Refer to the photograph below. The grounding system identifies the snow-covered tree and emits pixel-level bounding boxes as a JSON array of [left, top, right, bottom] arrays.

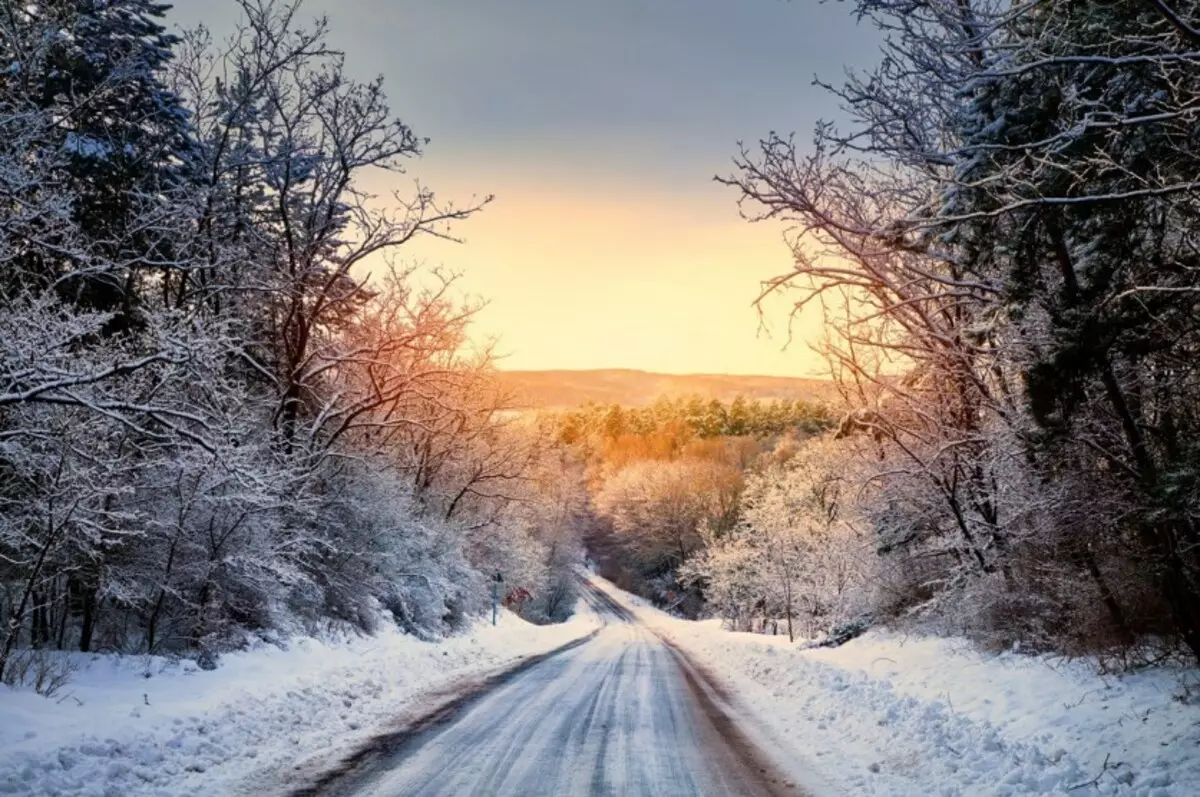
[[686, 437, 871, 640], [0, 0, 574, 681], [725, 0, 1200, 660], [3, 0, 193, 323], [938, 0, 1200, 661], [596, 457, 742, 578]]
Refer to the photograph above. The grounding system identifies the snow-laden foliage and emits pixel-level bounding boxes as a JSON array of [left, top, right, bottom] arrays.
[[596, 457, 742, 577], [683, 437, 873, 641], [551, 396, 831, 613], [722, 0, 1200, 662], [0, 1, 579, 683]]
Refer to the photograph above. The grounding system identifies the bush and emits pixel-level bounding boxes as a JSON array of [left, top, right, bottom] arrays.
[[1, 649, 77, 697]]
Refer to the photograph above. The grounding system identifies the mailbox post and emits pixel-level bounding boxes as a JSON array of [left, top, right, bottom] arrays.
[[491, 571, 504, 626]]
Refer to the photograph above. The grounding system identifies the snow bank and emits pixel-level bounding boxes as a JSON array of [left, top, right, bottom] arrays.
[[0, 605, 600, 797], [592, 578, 1199, 797]]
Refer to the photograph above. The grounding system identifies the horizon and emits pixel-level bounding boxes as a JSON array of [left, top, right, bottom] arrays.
[[493, 365, 833, 379]]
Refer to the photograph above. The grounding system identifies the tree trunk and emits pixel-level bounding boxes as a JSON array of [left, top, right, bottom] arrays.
[[784, 579, 795, 643], [1162, 532, 1200, 662], [0, 524, 60, 680], [78, 586, 99, 653], [146, 531, 182, 653], [56, 581, 69, 650], [1081, 548, 1131, 641], [31, 590, 49, 647]]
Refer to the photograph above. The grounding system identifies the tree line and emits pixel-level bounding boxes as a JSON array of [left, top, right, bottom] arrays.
[[0, 0, 581, 685], [554, 395, 833, 447]]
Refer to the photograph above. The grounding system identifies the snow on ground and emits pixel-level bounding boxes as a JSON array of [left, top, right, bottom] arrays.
[[591, 577, 1200, 797], [0, 605, 600, 797]]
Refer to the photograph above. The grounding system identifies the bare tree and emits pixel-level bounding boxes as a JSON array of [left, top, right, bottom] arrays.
[[723, 0, 1200, 659]]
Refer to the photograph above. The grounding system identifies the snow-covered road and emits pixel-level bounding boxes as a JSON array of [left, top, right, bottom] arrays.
[[306, 585, 803, 797]]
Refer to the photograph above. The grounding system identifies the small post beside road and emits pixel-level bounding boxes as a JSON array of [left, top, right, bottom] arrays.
[[491, 571, 504, 626]]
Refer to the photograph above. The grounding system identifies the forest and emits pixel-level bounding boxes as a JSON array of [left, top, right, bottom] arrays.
[[545, 397, 833, 620], [642, 0, 1200, 667], [4, 4, 1200, 797], [0, 0, 586, 686], [3, 0, 1200, 698]]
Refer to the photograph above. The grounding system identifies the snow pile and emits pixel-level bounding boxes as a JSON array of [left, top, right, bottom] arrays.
[[0, 606, 600, 797], [593, 578, 1199, 797]]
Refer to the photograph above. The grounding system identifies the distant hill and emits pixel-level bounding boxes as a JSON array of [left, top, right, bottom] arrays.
[[494, 369, 840, 409]]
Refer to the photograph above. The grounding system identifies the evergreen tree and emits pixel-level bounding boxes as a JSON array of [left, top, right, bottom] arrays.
[[6, 0, 192, 325], [946, 0, 1200, 660], [602, 404, 627, 439], [726, 395, 750, 436], [699, 399, 726, 438]]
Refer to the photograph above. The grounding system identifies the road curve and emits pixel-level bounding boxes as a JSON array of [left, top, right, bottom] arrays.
[[305, 583, 802, 797]]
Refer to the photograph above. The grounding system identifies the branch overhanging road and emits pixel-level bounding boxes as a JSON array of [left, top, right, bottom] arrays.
[[298, 581, 809, 797]]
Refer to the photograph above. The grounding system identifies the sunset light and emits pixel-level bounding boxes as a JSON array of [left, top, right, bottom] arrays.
[[405, 175, 831, 376], [164, 0, 870, 378], [3, 2, 1198, 795]]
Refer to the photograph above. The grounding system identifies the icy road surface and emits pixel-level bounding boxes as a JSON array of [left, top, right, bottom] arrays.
[[304, 585, 804, 797]]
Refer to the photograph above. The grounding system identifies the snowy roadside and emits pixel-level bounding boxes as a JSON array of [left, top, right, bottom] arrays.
[[591, 577, 1199, 797], [0, 604, 601, 797]]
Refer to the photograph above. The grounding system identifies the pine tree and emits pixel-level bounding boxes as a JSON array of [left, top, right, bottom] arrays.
[[726, 395, 750, 436], [8, 0, 192, 325]]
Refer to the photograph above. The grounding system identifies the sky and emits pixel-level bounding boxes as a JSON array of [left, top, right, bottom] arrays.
[[169, 1, 880, 377]]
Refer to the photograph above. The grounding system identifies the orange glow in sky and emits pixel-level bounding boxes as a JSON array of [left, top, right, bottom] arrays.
[[401, 162, 829, 378], [168, 0, 873, 378]]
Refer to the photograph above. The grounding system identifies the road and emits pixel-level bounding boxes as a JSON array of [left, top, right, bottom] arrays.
[[304, 583, 803, 797]]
